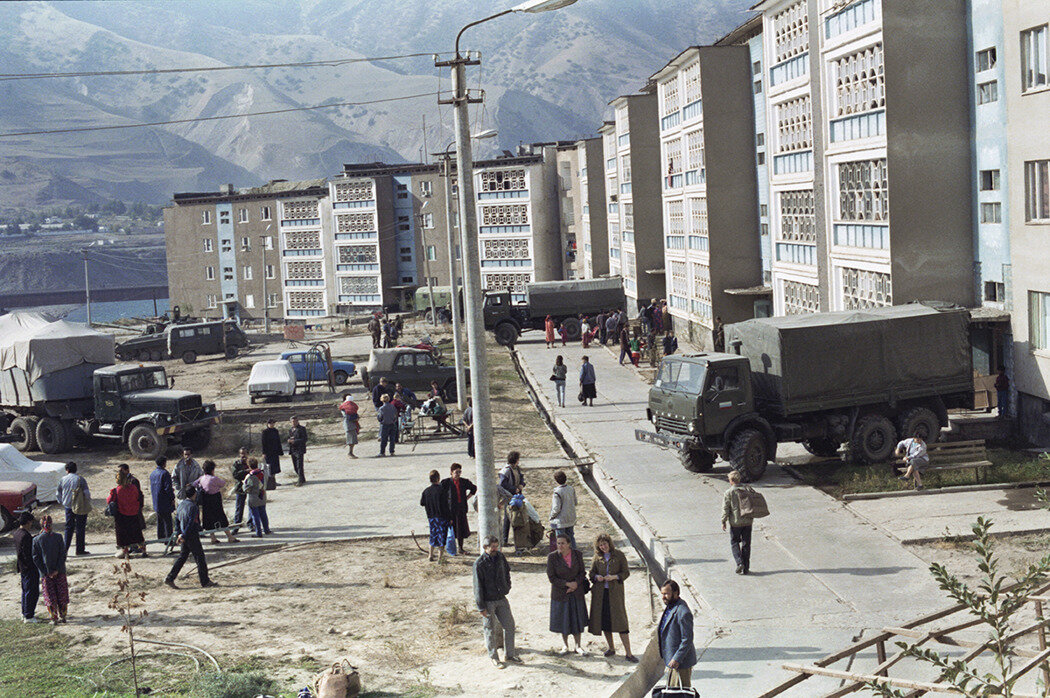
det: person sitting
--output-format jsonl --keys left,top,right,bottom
{"left": 427, "top": 381, "right": 451, "bottom": 432}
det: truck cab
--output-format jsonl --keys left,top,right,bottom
{"left": 484, "top": 292, "right": 525, "bottom": 346}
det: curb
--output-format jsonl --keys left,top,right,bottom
{"left": 902, "top": 526, "right": 1050, "bottom": 546}
{"left": 841, "top": 479, "right": 1050, "bottom": 502}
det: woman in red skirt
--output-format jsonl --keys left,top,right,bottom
{"left": 32, "top": 515, "right": 69, "bottom": 624}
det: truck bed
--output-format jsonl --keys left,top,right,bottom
{"left": 524, "top": 277, "right": 626, "bottom": 319}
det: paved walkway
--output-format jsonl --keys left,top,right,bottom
{"left": 514, "top": 335, "right": 950, "bottom": 696}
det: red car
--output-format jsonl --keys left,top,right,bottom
{"left": 0, "top": 481, "right": 36, "bottom": 534}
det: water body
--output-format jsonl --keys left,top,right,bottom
{"left": 20, "top": 298, "right": 170, "bottom": 324}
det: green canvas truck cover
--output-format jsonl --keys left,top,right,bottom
{"left": 523, "top": 277, "right": 626, "bottom": 318}
{"left": 724, "top": 304, "right": 972, "bottom": 415}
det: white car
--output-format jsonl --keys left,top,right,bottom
{"left": 247, "top": 360, "right": 297, "bottom": 403}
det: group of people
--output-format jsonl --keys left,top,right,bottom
{"left": 367, "top": 312, "right": 404, "bottom": 349}
{"left": 549, "top": 355, "right": 598, "bottom": 408}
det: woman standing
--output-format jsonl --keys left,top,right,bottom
{"left": 551, "top": 355, "right": 568, "bottom": 407}
{"left": 420, "top": 469, "right": 449, "bottom": 562}
{"left": 193, "top": 460, "right": 238, "bottom": 545}
{"left": 588, "top": 533, "right": 636, "bottom": 661}
{"left": 243, "top": 458, "right": 271, "bottom": 537}
{"left": 545, "top": 315, "right": 556, "bottom": 349}
{"left": 338, "top": 393, "right": 360, "bottom": 459}
{"left": 547, "top": 532, "right": 589, "bottom": 654}
{"left": 581, "top": 317, "right": 592, "bottom": 348}
{"left": 107, "top": 469, "right": 146, "bottom": 558}
{"left": 32, "top": 515, "right": 68, "bottom": 624}
{"left": 441, "top": 463, "right": 477, "bottom": 553}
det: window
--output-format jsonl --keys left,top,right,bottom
{"left": 265, "top": 264, "right": 275, "bottom": 279}
{"left": 426, "top": 245, "right": 437, "bottom": 261}
{"left": 333, "top": 180, "right": 374, "bottom": 203}
{"left": 753, "top": 79, "right": 763, "bottom": 94}
{"left": 420, "top": 180, "right": 433, "bottom": 197}
{"left": 838, "top": 159, "right": 889, "bottom": 222}
{"left": 205, "top": 266, "right": 215, "bottom": 281}
{"left": 756, "top": 133, "right": 765, "bottom": 147}
{"left": 202, "top": 210, "right": 212, "bottom": 224}
{"left": 975, "top": 47, "right": 997, "bottom": 72}
{"left": 753, "top": 60, "right": 761, "bottom": 76}
{"left": 223, "top": 266, "right": 234, "bottom": 281}
{"left": 221, "top": 239, "right": 232, "bottom": 253}
{"left": 1025, "top": 160, "right": 1050, "bottom": 221}
{"left": 980, "top": 170, "right": 1001, "bottom": 191}
{"left": 243, "top": 265, "right": 253, "bottom": 280}
{"left": 202, "top": 238, "right": 213, "bottom": 253}
{"left": 772, "top": 1, "right": 809, "bottom": 63}
{"left": 244, "top": 294, "right": 255, "bottom": 309}
{"left": 841, "top": 267, "right": 892, "bottom": 309}
{"left": 479, "top": 169, "right": 527, "bottom": 192}
{"left": 1030, "top": 291, "right": 1050, "bottom": 350}
{"left": 264, "top": 236, "right": 274, "bottom": 250}
{"left": 261, "top": 205, "right": 272, "bottom": 221}
{"left": 832, "top": 44, "right": 885, "bottom": 117}
{"left": 776, "top": 96, "right": 813, "bottom": 153}
{"left": 206, "top": 294, "right": 218, "bottom": 309}
{"left": 422, "top": 212, "right": 434, "bottom": 229}
{"left": 241, "top": 236, "right": 251, "bottom": 250}
{"left": 977, "top": 80, "right": 998, "bottom": 104}
{"left": 760, "top": 204, "right": 768, "bottom": 217}
{"left": 402, "top": 276, "right": 414, "bottom": 283}
{"left": 984, "top": 281, "right": 1005, "bottom": 303}
{"left": 779, "top": 190, "right": 816, "bottom": 242}
{"left": 337, "top": 245, "right": 377, "bottom": 264}
{"left": 757, "top": 152, "right": 766, "bottom": 165}
{"left": 219, "top": 210, "right": 230, "bottom": 224}
{"left": 1021, "top": 25, "right": 1048, "bottom": 92}
{"left": 783, "top": 279, "right": 819, "bottom": 315}
{"left": 267, "top": 293, "right": 280, "bottom": 308}
{"left": 980, "top": 202, "right": 1002, "bottom": 223}
{"left": 238, "top": 208, "right": 248, "bottom": 223}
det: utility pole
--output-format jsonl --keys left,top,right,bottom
{"left": 260, "top": 233, "right": 270, "bottom": 334}
{"left": 82, "top": 249, "right": 92, "bottom": 326}
{"left": 443, "top": 155, "right": 467, "bottom": 410}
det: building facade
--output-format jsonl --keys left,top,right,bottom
{"left": 555, "top": 144, "right": 581, "bottom": 279}
{"left": 575, "top": 137, "right": 609, "bottom": 279}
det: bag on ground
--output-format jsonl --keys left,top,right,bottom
{"left": 314, "top": 659, "right": 361, "bottom": 698}
{"left": 736, "top": 486, "right": 770, "bottom": 519}
{"left": 445, "top": 527, "right": 458, "bottom": 556}
{"left": 651, "top": 669, "right": 700, "bottom": 697}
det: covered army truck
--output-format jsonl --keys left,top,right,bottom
{"left": 484, "top": 277, "right": 626, "bottom": 346}
{"left": 637, "top": 304, "right": 973, "bottom": 480}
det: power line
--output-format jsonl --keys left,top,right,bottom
{"left": 0, "top": 52, "right": 449, "bottom": 82}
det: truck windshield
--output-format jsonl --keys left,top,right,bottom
{"left": 119, "top": 369, "right": 168, "bottom": 393}
{"left": 675, "top": 362, "right": 706, "bottom": 394}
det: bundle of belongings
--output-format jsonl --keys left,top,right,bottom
{"left": 507, "top": 493, "right": 545, "bottom": 552}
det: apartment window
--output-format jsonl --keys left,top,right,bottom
{"left": 665, "top": 137, "right": 682, "bottom": 177}
{"left": 238, "top": 208, "right": 248, "bottom": 223}
{"left": 337, "top": 245, "right": 378, "bottom": 264}
{"left": 761, "top": 223, "right": 769, "bottom": 236}
{"left": 772, "top": 1, "right": 809, "bottom": 63}
{"left": 753, "top": 79, "right": 763, "bottom": 94}
{"left": 202, "top": 210, "right": 212, "bottom": 224}
{"left": 620, "top": 155, "right": 631, "bottom": 183}
{"left": 838, "top": 159, "right": 889, "bottom": 222}
{"left": 455, "top": 244, "right": 461, "bottom": 260}
{"left": 265, "top": 264, "right": 275, "bottom": 279}
{"left": 686, "top": 129, "right": 705, "bottom": 173}
{"left": 666, "top": 200, "right": 684, "bottom": 235}
{"left": 219, "top": 210, "right": 230, "bottom": 224}
{"left": 260, "top": 205, "right": 272, "bottom": 221}
{"left": 980, "top": 169, "right": 1001, "bottom": 191}
{"left": 266, "top": 293, "right": 280, "bottom": 309}
{"left": 752, "top": 60, "right": 761, "bottom": 76}
{"left": 205, "top": 266, "right": 214, "bottom": 281}
{"left": 402, "top": 277, "right": 414, "bottom": 283}
{"left": 223, "top": 266, "right": 234, "bottom": 281}
{"left": 420, "top": 180, "right": 433, "bottom": 197}
{"left": 782, "top": 279, "right": 819, "bottom": 315}
{"left": 757, "top": 152, "right": 766, "bottom": 165}
{"left": 975, "top": 47, "right": 997, "bottom": 72}
{"left": 206, "top": 294, "right": 218, "bottom": 309}
{"left": 984, "top": 281, "right": 1005, "bottom": 303}
{"left": 241, "top": 236, "right": 251, "bottom": 250}
{"left": 244, "top": 294, "right": 255, "bottom": 309}
{"left": 756, "top": 133, "right": 765, "bottom": 147}
{"left": 776, "top": 96, "right": 813, "bottom": 153}
{"left": 422, "top": 212, "right": 434, "bottom": 229}
{"left": 221, "top": 239, "right": 232, "bottom": 253}
{"left": 683, "top": 62, "right": 702, "bottom": 104}
{"left": 426, "top": 246, "right": 437, "bottom": 261}
{"left": 980, "top": 202, "right": 1002, "bottom": 223}
{"left": 661, "top": 78, "right": 680, "bottom": 116}
{"left": 689, "top": 197, "right": 709, "bottom": 237}
{"left": 1030, "top": 291, "right": 1050, "bottom": 350}
{"left": 400, "top": 246, "right": 412, "bottom": 254}
{"left": 841, "top": 268, "right": 892, "bottom": 309}
{"left": 976, "top": 80, "right": 998, "bottom": 104}
{"left": 778, "top": 190, "right": 816, "bottom": 242}
{"left": 1021, "top": 25, "right": 1048, "bottom": 92}
{"left": 264, "top": 236, "right": 274, "bottom": 250}
{"left": 760, "top": 204, "right": 769, "bottom": 218}
{"left": 202, "top": 238, "right": 213, "bottom": 253}
{"left": 832, "top": 44, "right": 885, "bottom": 117}
{"left": 1025, "top": 160, "right": 1050, "bottom": 221}
{"left": 243, "top": 265, "right": 253, "bottom": 280}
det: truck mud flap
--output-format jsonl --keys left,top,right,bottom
{"left": 634, "top": 429, "right": 685, "bottom": 450}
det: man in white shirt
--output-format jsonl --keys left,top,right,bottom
{"left": 895, "top": 433, "right": 929, "bottom": 491}
{"left": 56, "top": 462, "right": 91, "bottom": 555}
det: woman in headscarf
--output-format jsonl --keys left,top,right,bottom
{"left": 193, "top": 460, "right": 238, "bottom": 545}
{"left": 338, "top": 393, "right": 360, "bottom": 459}
{"left": 32, "top": 515, "right": 68, "bottom": 624}
{"left": 108, "top": 468, "right": 146, "bottom": 558}
{"left": 545, "top": 315, "right": 556, "bottom": 349}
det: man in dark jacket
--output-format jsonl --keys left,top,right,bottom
{"left": 619, "top": 326, "right": 631, "bottom": 365}
{"left": 658, "top": 580, "right": 697, "bottom": 687}
{"left": 287, "top": 417, "right": 308, "bottom": 486}
{"left": 604, "top": 312, "right": 618, "bottom": 346}
{"left": 261, "top": 418, "right": 283, "bottom": 483}
{"left": 149, "top": 457, "right": 175, "bottom": 541}
{"left": 13, "top": 512, "right": 40, "bottom": 623}
{"left": 371, "top": 377, "right": 395, "bottom": 408}
{"left": 230, "top": 448, "right": 253, "bottom": 530}
{"left": 662, "top": 330, "right": 678, "bottom": 357}
{"left": 420, "top": 470, "right": 450, "bottom": 562}
{"left": 473, "top": 536, "right": 521, "bottom": 668}
{"left": 596, "top": 311, "right": 607, "bottom": 345}
{"left": 165, "top": 487, "right": 214, "bottom": 589}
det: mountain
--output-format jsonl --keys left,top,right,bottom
{"left": 0, "top": 0, "right": 753, "bottom": 209}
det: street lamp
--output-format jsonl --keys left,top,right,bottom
{"left": 437, "top": 0, "right": 578, "bottom": 551}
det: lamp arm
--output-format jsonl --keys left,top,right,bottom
{"left": 455, "top": 9, "right": 514, "bottom": 55}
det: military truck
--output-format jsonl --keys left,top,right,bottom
{"left": 0, "top": 314, "right": 219, "bottom": 459}
{"left": 115, "top": 320, "right": 249, "bottom": 363}
{"left": 636, "top": 304, "right": 974, "bottom": 481}
{"left": 484, "top": 277, "right": 626, "bottom": 346}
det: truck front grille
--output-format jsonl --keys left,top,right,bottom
{"left": 178, "top": 395, "right": 204, "bottom": 422}
{"left": 655, "top": 414, "right": 690, "bottom": 435}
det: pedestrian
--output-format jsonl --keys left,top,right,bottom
{"left": 339, "top": 393, "right": 360, "bottom": 458}
{"left": 371, "top": 376, "right": 394, "bottom": 408}
{"left": 389, "top": 317, "right": 401, "bottom": 345}
{"left": 261, "top": 418, "right": 283, "bottom": 486}
{"left": 663, "top": 330, "right": 678, "bottom": 357}
{"left": 13, "top": 512, "right": 41, "bottom": 623}
{"left": 442, "top": 463, "right": 477, "bottom": 552}
{"left": 377, "top": 393, "right": 399, "bottom": 456}
{"left": 545, "top": 315, "right": 556, "bottom": 349}
{"left": 287, "top": 416, "right": 308, "bottom": 485}
{"left": 580, "top": 317, "right": 591, "bottom": 348}
{"left": 596, "top": 311, "right": 608, "bottom": 346}
{"left": 895, "top": 432, "right": 929, "bottom": 491}
{"left": 149, "top": 457, "right": 175, "bottom": 542}
{"left": 629, "top": 332, "right": 641, "bottom": 367}
{"left": 473, "top": 535, "right": 521, "bottom": 668}
{"left": 616, "top": 308, "right": 628, "bottom": 337}
{"left": 56, "top": 461, "right": 90, "bottom": 556}
{"left": 547, "top": 532, "right": 589, "bottom": 654}
{"left": 117, "top": 463, "right": 148, "bottom": 555}
{"left": 647, "top": 331, "right": 659, "bottom": 367}
{"left": 618, "top": 325, "right": 631, "bottom": 365}
{"left": 557, "top": 322, "right": 568, "bottom": 347}
{"left": 653, "top": 302, "right": 664, "bottom": 335}
{"left": 231, "top": 448, "right": 252, "bottom": 530}
{"left": 721, "top": 470, "right": 755, "bottom": 574}
{"left": 420, "top": 469, "right": 450, "bottom": 562}
{"left": 713, "top": 316, "right": 725, "bottom": 352}
{"left": 193, "top": 460, "right": 238, "bottom": 544}
{"left": 604, "top": 312, "right": 618, "bottom": 347}
{"left": 551, "top": 355, "right": 568, "bottom": 408}
{"left": 368, "top": 313, "right": 381, "bottom": 349}
{"left": 173, "top": 448, "right": 203, "bottom": 499}
{"left": 165, "top": 486, "right": 215, "bottom": 589}
{"left": 394, "top": 382, "right": 417, "bottom": 408}
{"left": 427, "top": 380, "right": 451, "bottom": 433}
{"left": 657, "top": 579, "right": 697, "bottom": 687}
{"left": 642, "top": 299, "right": 656, "bottom": 335}
{"left": 107, "top": 468, "right": 146, "bottom": 558}
{"left": 243, "top": 458, "right": 271, "bottom": 537}
{"left": 382, "top": 318, "right": 393, "bottom": 348}
{"left": 579, "top": 355, "right": 597, "bottom": 407}
{"left": 462, "top": 397, "right": 475, "bottom": 458}
{"left": 588, "top": 533, "right": 636, "bottom": 661}
{"left": 32, "top": 515, "right": 69, "bottom": 625}
{"left": 499, "top": 452, "right": 526, "bottom": 546}
{"left": 549, "top": 470, "right": 577, "bottom": 550}
{"left": 995, "top": 365, "right": 1010, "bottom": 418}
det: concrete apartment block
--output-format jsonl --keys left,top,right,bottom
{"left": 599, "top": 121, "right": 622, "bottom": 279}
{"left": 575, "top": 137, "right": 609, "bottom": 279}
{"left": 555, "top": 144, "right": 581, "bottom": 279}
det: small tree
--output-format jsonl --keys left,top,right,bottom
{"left": 109, "top": 557, "right": 148, "bottom": 697}
{"left": 866, "top": 517, "right": 1050, "bottom": 698}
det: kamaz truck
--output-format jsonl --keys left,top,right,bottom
{"left": 636, "top": 304, "right": 974, "bottom": 481}
{"left": 484, "top": 277, "right": 627, "bottom": 346}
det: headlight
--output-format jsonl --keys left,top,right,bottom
{"left": 688, "top": 421, "right": 697, "bottom": 433}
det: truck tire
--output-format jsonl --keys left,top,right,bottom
{"left": 898, "top": 407, "right": 940, "bottom": 443}
{"left": 680, "top": 447, "right": 716, "bottom": 473}
{"left": 180, "top": 428, "right": 212, "bottom": 452}
{"left": 128, "top": 424, "right": 166, "bottom": 460}
{"left": 803, "top": 438, "right": 841, "bottom": 458}
{"left": 182, "top": 350, "right": 197, "bottom": 364}
{"left": 561, "top": 317, "right": 582, "bottom": 341}
{"left": 9, "top": 417, "right": 39, "bottom": 452}
{"left": 150, "top": 349, "right": 164, "bottom": 362}
{"left": 333, "top": 370, "right": 349, "bottom": 386}
{"left": 137, "top": 349, "right": 151, "bottom": 362}
{"left": 36, "top": 417, "right": 69, "bottom": 454}
{"left": 359, "top": 367, "right": 371, "bottom": 389}
{"left": 494, "top": 323, "right": 518, "bottom": 347}
{"left": 847, "top": 414, "right": 897, "bottom": 465}
{"left": 225, "top": 346, "right": 239, "bottom": 360}
{"left": 729, "top": 428, "right": 768, "bottom": 481}
{"left": 442, "top": 378, "right": 458, "bottom": 403}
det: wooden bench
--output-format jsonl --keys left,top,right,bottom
{"left": 914, "top": 439, "right": 992, "bottom": 483}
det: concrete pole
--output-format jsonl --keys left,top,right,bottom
{"left": 82, "top": 249, "right": 92, "bottom": 326}
{"left": 443, "top": 154, "right": 468, "bottom": 410}
{"left": 421, "top": 211, "right": 437, "bottom": 327}
{"left": 260, "top": 236, "right": 270, "bottom": 334}
{"left": 452, "top": 57, "right": 497, "bottom": 549}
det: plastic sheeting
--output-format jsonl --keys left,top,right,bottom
{"left": 247, "top": 360, "right": 296, "bottom": 396}
{"left": 0, "top": 313, "right": 114, "bottom": 383}
{"left": 0, "top": 444, "right": 65, "bottom": 503}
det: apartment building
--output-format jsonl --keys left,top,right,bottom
{"left": 599, "top": 121, "right": 621, "bottom": 278}
{"left": 575, "top": 137, "right": 609, "bottom": 279}
{"left": 652, "top": 45, "right": 764, "bottom": 347}
{"left": 755, "top": 0, "right": 975, "bottom": 315}
{"left": 165, "top": 180, "right": 327, "bottom": 321}
{"left": 555, "top": 144, "right": 581, "bottom": 279}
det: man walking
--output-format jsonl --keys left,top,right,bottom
{"left": 367, "top": 312, "right": 381, "bottom": 349}
{"left": 499, "top": 452, "right": 526, "bottom": 545}
{"left": 618, "top": 325, "right": 631, "bottom": 365}
{"left": 596, "top": 311, "right": 607, "bottom": 346}
{"left": 549, "top": 470, "right": 577, "bottom": 550}
{"left": 658, "top": 580, "right": 697, "bottom": 687}
{"left": 713, "top": 316, "right": 725, "bottom": 352}
{"left": 165, "top": 487, "right": 214, "bottom": 589}
{"left": 579, "top": 355, "right": 597, "bottom": 407}
{"left": 172, "top": 448, "right": 202, "bottom": 499}
{"left": 473, "top": 536, "right": 521, "bottom": 668}
{"left": 377, "top": 393, "right": 399, "bottom": 457}
{"left": 56, "top": 462, "right": 90, "bottom": 556}
{"left": 261, "top": 418, "right": 283, "bottom": 486}
{"left": 149, "top": 457, "right": 175, "bottom": 541}
{"left": 604, "top": 312, "right": 618, "bottom": 347}
{"left": 287, "top": 417, "right": 308, "bottom": 485}
{"left": 231, "top": 448, "right": 252, "bottom": 530}
{"left": 721, "top": 470, "right": 754, "bottom": 574}
{"left": 13, "top": 512, "right": 40, "bottom": 623}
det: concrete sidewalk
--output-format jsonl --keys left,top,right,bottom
{"left": 515, "top": 335, "right": 950, "bottom": 696}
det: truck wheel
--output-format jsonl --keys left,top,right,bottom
{"left": 803, "top": 438, "right": 841, "bottom": 458}
{"left": 137, "top": 349, "right": 151, "bottom": 362}
{"left": 9, "top": 417, "right": 39, "bottom": 452}
{"left": 898, "top": 407, "right": 940, "bottom": 443}
{"left": 561, "top": 317, "right": 581, "bottom": 341}
{"left": 680, "top": 447, "right": 716, "bottom": 473}
{"left": 494, "top": 323, "right": 518, "bottom": 347}
{"left": 180, "top": 428, "right": 212, "bottom": 452}
{"left": 729, "top": 429, "right": 768, "bottom": 481}
{"left": 182, "top": 350, "right": 197, "bottom": 364}
{"left": 848, "top": 414, "right": 897, "bottom": 465}
{"left": 333, "top": 370, "right": 349, "bottom": 385}
{"left": 442, "top": 379, "right": 458, "bottom": 403}
{"left": 128, "top": 424, "right": 166, "bottom": 460}
{"left": 225, "top": 346, "right": 239, "bottom": 359}
{"left": 150, "top": 350, "right": 163, "bottom": 362}
{"left": 36, "top": 417, "right": 69, "bottom": 454}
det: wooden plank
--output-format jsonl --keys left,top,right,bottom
{"left": 927, "top": 439, "right": 986, "bottom": 450}
{"left": 924, "top": 461, "right": 991, "bottom": 472}
{"left": 780, "top": 663, "right": 965, "bottom": 693}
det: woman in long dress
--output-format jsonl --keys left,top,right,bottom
{"left": 107, "top": 468, "right": 145, "bottom": 557}
{"left": 547, "top": 532, "right": 589, "bottom": 654}
{"left": 193, "top": 460, "right": 238, "bottom": 545}
{"left": 545, "top": 315, "right": 556, "bottom": 348}
{"left": 339, "top": 393, "right": 360, "bottom": 458}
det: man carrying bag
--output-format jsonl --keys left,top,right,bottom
{"left": 721, "top": 469, "right": 769, "bottom": 575}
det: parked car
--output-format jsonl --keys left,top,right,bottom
{"left": 247, "top": 360, "right": 297, "bottom": 403}
{"left": 280, "top": 350, "right": 356, "bottom": 386}
{"left": 0, "top": 480, "right": 36, "bottom": 534}
{"left": 360, "top": 348, "right": 462, "bottom": 400}
{"left": 116, "top": 320, "right": 249, "bottom": 364}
